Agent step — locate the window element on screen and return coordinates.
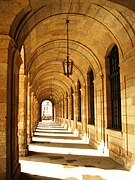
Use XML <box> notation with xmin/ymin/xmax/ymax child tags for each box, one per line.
<box><xmin>71</xmin><ymin>87</ymin><xmax>74</xmax><ymax>120</ymax></box>
<box><xmin>88</xmin><ymin>69</ymin><xmax>95</xmax><ymax>124</ymax></box>
<box><xmin>78</xmin><ymin>80</ymin><xmax>81</xmax><ymax>122</ymax></box>
<box><xmin>66</xmin><ymin>92</ymin><xmax>68</xmax><ymax>119</ymax></box>
<box><xmin>108</xmin><ymin>45</ymin><xmax>122</xmax><ymax>130</ymax></box>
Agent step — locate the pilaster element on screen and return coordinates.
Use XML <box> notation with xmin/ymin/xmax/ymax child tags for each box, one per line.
<box><xmin>68</xmin><ymin>94</ymin><xmax>71</xmax><ymax>131</ymax></box>
<box><xmin>31</xmin><ymin>92</ymin><xmax>34</xmax><ymax>136</ymax></box>
<box><xmin>0</xmin><ymin>34</ymin><xmax>11</xmax><ymax>179</ymax></box>
<box><xmin>81</xmin><ymin>85</ymin><xmax>89</xmax><ymax>141</ymax></box>
<box><xmin>18</xmin><ymin>74</ymin><xmax>28</xmax><ymax>156</ymax></box>
<box><xmin>27</xmin><ymin>82</ymin><xmax>32</xmax><ymax>144</ymax></box>
<box><xmin>73</xmin><ymin>90</ymin><xmax>78</xmax><ymax>134</ymax></box>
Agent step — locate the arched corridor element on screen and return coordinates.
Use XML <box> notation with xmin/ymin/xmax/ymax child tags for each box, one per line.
<box><xmin>1</xmin><ymin>0</ymin><xmax>135</xmax><ymax>179</ymax></box>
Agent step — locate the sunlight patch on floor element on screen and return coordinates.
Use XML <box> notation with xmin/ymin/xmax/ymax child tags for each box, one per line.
<box><xmin>32</xmin><ymin>136</ymin><xmax>89</xmax><ymax>144</ymax></box>
<box><xmin>36</xmin><ymin>129</ymin><xmax>70</xmax><ymax>133</ymax></box>
<box><xmin>20</xmin><ymin>159</ymin><xmax>134</xmax><ymax>180</ymax></box>
<box><xmin>34</xmin><ymin>131</ymin><xmax>78</xmax><ymax>137</ymax></box>
<box><xmin>29</xmin><ymin>144</ymin><xmax>107</xmax><ymax>157</ymax></box>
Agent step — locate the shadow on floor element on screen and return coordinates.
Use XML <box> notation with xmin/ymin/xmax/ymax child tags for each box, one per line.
<box><xmin>21</xmin><ymin>151</ymin><xmax>126</xmax><ymax>170</ymax></box>
<box><xmin>19</xmin><ymin>172</ymin><xmax>61</xmax><ymax>180</ymax></box>
<box><xmin>33</xmin><ymin>134</ymin><xmax>80</xmax><ymax>140</ymax></box>
<box><xmin>19</xmin><ymin>172</ymin><xmax>104</xmax><ymax>180</ymax></box>
<box><xmin>31</xmin><ymin>141</ymin><xmax>94</xmax><ymax>149</ymax></box>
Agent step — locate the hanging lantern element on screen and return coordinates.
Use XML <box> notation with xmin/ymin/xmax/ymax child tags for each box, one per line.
<box><xmin>63</xmin><ymin>56</ymin><xmax>73</xmax><ymax>77</ymax></box>
<box><xmin>62</xmin><ymin>19</ymin><xmax>73</xmax><ymax>77</ymax></box>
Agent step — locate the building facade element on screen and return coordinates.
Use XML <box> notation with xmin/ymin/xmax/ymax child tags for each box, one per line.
<box><xmin>42</xmin><ymin>100</ymin><xmax>52</xmax><ymax>119</ymax></box>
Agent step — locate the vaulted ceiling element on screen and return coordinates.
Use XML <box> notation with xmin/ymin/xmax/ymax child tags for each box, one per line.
<box><xmin>1</xmin><ymin>0</ymin><xmax>135</xmax><ymax>104</ymax></box>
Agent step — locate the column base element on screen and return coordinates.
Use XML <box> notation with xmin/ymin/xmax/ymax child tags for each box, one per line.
<box><xmin>68</xmin><ymin>127</ymin><xmax>71</xmax><ymax>132</ymax></box>
<box><xmin>98</xmin><ymin>141</ymin><xmax>109</xmax><ymax>156</ymax></box>
<box><xmin>19</xmin><ymin>145</ymin><xmax>28</xmax><ymax>157</ymax></box>
<box><xmin>74</xmin><ymin>129</ymin><xmax>78</xmax><ymax>136</ymax></box>
<box><xmin>10</xmin><ymin>162</ymin><xmax>21</xmax><ymax>180</ymax></box>
<box><xmin>27</xmin><ymin>137</ymin><xmax>32</xmax><ymax>144</ymax></box>
<box><xmin>82</xmin><ymin>133</ymin><xmax>89</xmax><ymax>143</ymax></box>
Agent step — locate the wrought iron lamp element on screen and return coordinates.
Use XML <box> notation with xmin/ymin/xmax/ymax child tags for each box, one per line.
<box><xmin>62</xmin><ymin>19</ymin><xmax>73</xmax><ymax>77</ymax></box>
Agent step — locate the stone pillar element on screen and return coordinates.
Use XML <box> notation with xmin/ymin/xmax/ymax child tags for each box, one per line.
<box><xmin>39</xmin><ymin>102</ymin><xmax>42</xmax><ymax>121</ymax></box>
<box><xmin>85</xmin><ymin>84</ymin><xmax>89</xmax><ymax>125</ymax></box>
<box><xmin>64</xmin><ymin>95</ymin><xmax>67</xmax><ymax>120</ymax></box>
<box><xmin>52</xmin><ymin>103</ymin><xmax>54</xmax><ymax>121</ymax></box>
<box><xmin>61</xmin><ymin>99</ymin><xmax>64</xmax><ymax>123</ymax></box>
<box><xmin>54</xmin><ymin>105</ymin><xmax>56</xmax><ymax>122</ymax></box>
<box><xmin>62</xmin><ymin>99</ymin><xmax>64</xmax><ymax>120</ymax></box>
<box><xmin>0</xmin><ymin>35</ymin><xmax>12</xmax><ymax>179</ymax></box>
<box><xmin>32</xmin><ymin>96</ymin><xmax>38</xmax><ymax>132</ymax></box>
<box><xmin>37</xmin><ymin>101</ymin><xmax>40</xmax><ymax>123</ymax></box>
<box><xmin>0</xmin><ymin>35</ymin><xmax>22</xmax><ymax>179</ymax></box>
<box><xmin>64</xmin><ymin>95</ymin><xmax>68</xmax><ymax>128</ymax></box>
<box><xmin>57</xmin><ymin>102</ymin><xmax>61</xmax><ymax>122</ymax></box>
<box><xmin>81</xmin><ymin>85</ymin><xmax>88</xmax><ymax>140</ymax></box>
<box><xmin>68</xmin><ymin>94</ymin><xmax>71</xmax><ymax>131</ymax></box>
<box><xmin>31</xmin><ymin>92</ymin><xmax>34</xmax><ymax>136</ymax></box>
<box><xmin>18</xmin><ymin>45</ymin><xmax>28</xmax><ymax>156</ymax></box>
<box><xmin>33</xmin><ymin>96</ymin><xmax>36</xmax><ymax>129</ymax></box>
<box><xmin>63</xmin><ymin>97</ymin><xmax>66</xmax><ymax>126</ymax></box>
<box><xmin>27</xmin><ymin>82</ymin><xmax>31</xmax><ymax>144</ymax></box>
<box><xmin>73</xmin><ymin>90</ymin><xmax>78</xmax><ymax>134</ymax></box>
<box><xmin>18</xmin><ymin>74</ymin><xmax>28</xmax><ymax>156</ymax></box>
<box><xmin>11</xmin><ymin>43</ymin><xmax>22</xmax><ymax>180</ymax></box>
<box><xmin>60</xmin><ymin>101</ymin><xmax>62</xmax><ymax>119</ymax></box>
<box><xmin>35</xmin><ymin>98</ymin><xmax>39</xmax><ymax>127</ymax></box>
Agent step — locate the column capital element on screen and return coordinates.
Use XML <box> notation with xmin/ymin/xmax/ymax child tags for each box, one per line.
<box><xmin>81</xmin><ymin>85</ymin><xmax>86</xmax><ymax>96</ymax></box>
<box><xmin>15</xmin><ymin>49</ymin><xmax>23</xmax><ymax>69</ymax></box>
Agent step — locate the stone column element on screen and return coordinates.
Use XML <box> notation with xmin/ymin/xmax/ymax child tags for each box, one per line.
<box><xmin>31</xmin><ymin>92</ymin><xmax>34</xmax><ymax>136</ymax></box>
<box><xmin>35</xmin><ymin>98</ymin><xmax>39</xmax><ymax>127</ymax></box>
<box><xmin>81</xmin><ymin>85</ymin><xmax>88</xmax><ymax>140</ymax></box>
<box><xmin>37</xmin><ymin>101</ymin><xmax>40</xmax><ymax>123</ymax></box>
<box><xmin>73</xmin><ymin>90</ymin><xmax>78</xmax><ymax>134</ymax></box>
<box><xmin>33</xmin><ymin>96</ymin><xmax>38</xmax><ymax>132</ymax></box>
<box><xmin>60</xmin><ymin>101</ymin><xmax>62</xmax><ymax>119</ymax></box>
<box><xmin>68</xmin><ymin>94</ymin><xmax>71</xmax><ymax>131</ymax></box>
<box><xmin>52</xmin><ymin>103</ymin><xmax>55</xmax><ymax>121</ymax></box>
<box><xmin>27</xmin><ymin>82</ymin><xmax>31</xmax><ymax>144</ymax></box>
<box><xmin>18</xmin><ymin>45</ymin><xmax>28</xmax><ymax>156</ymax></box>
<box><xmin>85</xmin><ymin>84</ymin><xmax>89</xmax><ymax>125</ymax></box>
<box><xmin>57</xmin><ymin>102</ymin><xmax>61</xmax><ymax>122</ymax></box>
<box><xmin>11</xmin><ymin>43</ymin><xmax>22</xmax><ymax>180</ymax></box>
<box><xmin>65</xmin><ymin>95</ymin><xmax>68</xmax><ymax>128</ymax></box>
<box><xmin>63</xmin><ymin>96</ymin><xmax>66</xmax><ymax>126</ymax></box>
<box><xmin>64</xmin><ymin>95</ymin><xmax>67</xmax><ymax>120</ymax></box>
<box><xmin>0</xmin><ymin>35</ymin><xmax>22</xmax><ymax>179</ymax></box>
<box><xmin>33</xmin><ymin>96</ymin><xmax>36</xmax><ymax>130</ymax></box>
<box><xmin>39</xmin><ymin>102</ymin><xmax>42</xmax><ymax>121</ymax></box>
<box><xmin>0</xmin><ymin>35</ymin><xmax>12</xmax><ymax>179</ymax></box>
<box><xmin>54</xmin><ymin>105</ymin><xmax>56</xmax><ymax>122</ymax></box>
<box><xmin>61</xmin><ymin>99</ymin><xmax>63</xmax><ymax>122</ymax></box>
<box><xmin>18</xmin><ymin>73</ymin><xmax>28</xmax><ymax>156</ymax></box>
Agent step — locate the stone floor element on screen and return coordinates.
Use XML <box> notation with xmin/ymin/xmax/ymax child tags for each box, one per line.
<box><xmin>19</xmin><ymin>120</ymin><xmax>135</xmax><ymax>180</ymax></box>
